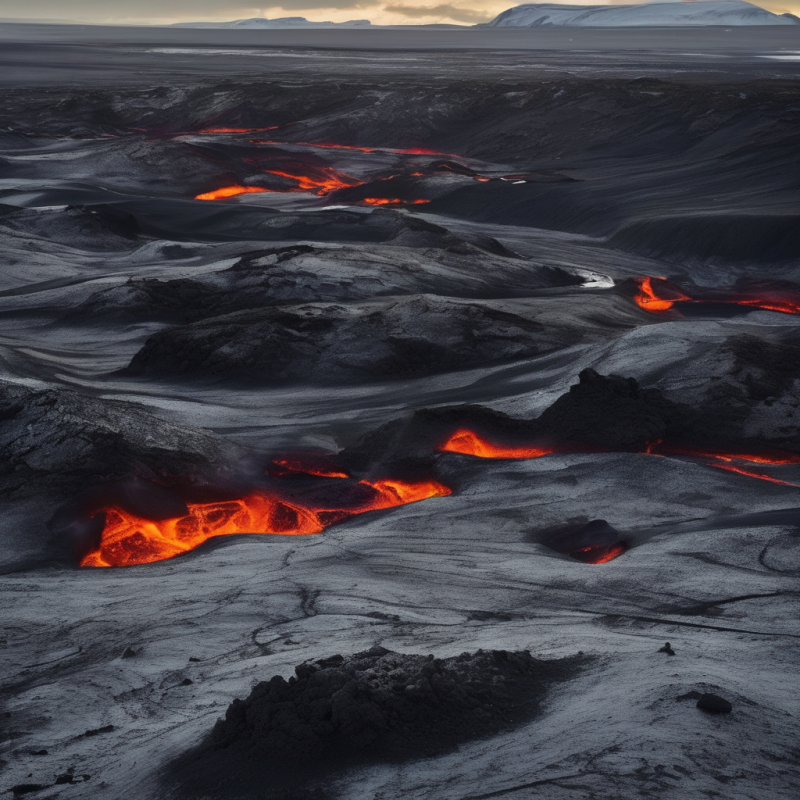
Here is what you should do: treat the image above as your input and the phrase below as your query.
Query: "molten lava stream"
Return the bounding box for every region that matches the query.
[439,429,557,459]
[651,445,800,487]
[631,277,800,317]
[631,277,692,313]
[198,127,280,134]
[81,479,451,568]
[195,186,269,201]
[360,198,430,206]
[261,166,361,195]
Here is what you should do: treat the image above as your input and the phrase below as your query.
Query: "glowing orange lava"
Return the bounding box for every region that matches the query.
[261,166,361,195]
[631,277,800,317]
[195,185,269,201]
[570,542,628,564]
[654,445,800,466]
[647,444,800,487]
[81,479,450,568]
[631,277,692,313]
[199,127,280,134]
[439,429,557,459]
[360,198,431,206]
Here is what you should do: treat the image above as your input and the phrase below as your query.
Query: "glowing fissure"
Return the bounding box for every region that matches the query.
[198,127,280,134]
[81,478,451,568]
[439,429,557,459]
[195,185,268,201]
[360,198,431,206]
[571,542,628,565]
[440,428,800,490]
[631,277,800,316]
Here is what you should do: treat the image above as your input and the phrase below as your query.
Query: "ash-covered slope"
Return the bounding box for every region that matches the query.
[485,0,793,27]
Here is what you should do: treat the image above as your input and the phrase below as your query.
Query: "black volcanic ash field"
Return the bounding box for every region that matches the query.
[1,30,800,800]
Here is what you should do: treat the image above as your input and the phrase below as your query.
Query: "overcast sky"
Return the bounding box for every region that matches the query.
[0,0,795,26]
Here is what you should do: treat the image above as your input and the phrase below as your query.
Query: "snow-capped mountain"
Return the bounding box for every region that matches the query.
[483,0,794,27]
[173,17,372,29]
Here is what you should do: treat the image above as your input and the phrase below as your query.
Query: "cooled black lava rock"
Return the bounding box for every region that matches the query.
[0,380,247,498]
[124,296,563,384]
[213,647,575,765]
[536,368,691,451]
[697,693,733,714]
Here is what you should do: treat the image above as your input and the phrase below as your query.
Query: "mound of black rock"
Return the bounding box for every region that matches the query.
[213,646,575,765]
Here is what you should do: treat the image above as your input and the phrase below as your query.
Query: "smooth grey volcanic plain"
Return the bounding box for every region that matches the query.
[1,24,800,800]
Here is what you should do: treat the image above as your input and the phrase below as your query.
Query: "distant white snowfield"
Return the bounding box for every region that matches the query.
[172,17,372,29]
[484,0,794,27]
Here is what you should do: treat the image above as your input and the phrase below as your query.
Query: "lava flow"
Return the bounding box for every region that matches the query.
[361,198,430,206]
[81,478,450,568]
[650,445,800,487]
[198,127,280,134]
[631,277,800,316]
[439,429,557,459]
[631,277,692,313]
[195,185,269,201]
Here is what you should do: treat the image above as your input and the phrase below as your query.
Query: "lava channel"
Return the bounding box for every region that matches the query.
[439,429,557,459]
[649,445,800,487]
[194,185,269,201]
[630,276,800,316]
[81,478,450,568]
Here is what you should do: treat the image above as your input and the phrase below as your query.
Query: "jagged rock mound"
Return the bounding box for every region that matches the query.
[124,296,565,384]
[0,380,246,497]
[213,647,574,764]
[537,368,691,450]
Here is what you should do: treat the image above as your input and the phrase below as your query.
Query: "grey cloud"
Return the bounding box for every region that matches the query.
[383,3,493,22]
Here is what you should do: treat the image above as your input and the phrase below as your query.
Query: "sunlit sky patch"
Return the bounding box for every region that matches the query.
[0,0,797,27]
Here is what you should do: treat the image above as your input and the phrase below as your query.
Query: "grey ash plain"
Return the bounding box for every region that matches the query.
[1,23,800,800]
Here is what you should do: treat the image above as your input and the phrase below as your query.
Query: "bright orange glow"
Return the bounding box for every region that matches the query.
[631,277,800,317]
[570,542,628,564]
[647,444,800,487]
[260,166,361,196]
[654,445,800,466]
[439,429,557,459]
[360,198,431,206]
[195,185,269,201]
[81,478,450,568]
[631,277,691,313]
[199,127,280,134]
[705,463,799,487]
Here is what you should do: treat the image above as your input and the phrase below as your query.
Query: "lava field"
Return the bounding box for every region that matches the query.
[1,25,800,800]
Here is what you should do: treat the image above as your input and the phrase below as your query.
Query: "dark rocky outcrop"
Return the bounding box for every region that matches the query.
[123,297,567,384]
[213,647,571,763]
[0,380,247,499]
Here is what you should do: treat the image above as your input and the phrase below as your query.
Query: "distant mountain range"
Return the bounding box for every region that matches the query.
[483,0,796,27]
[172,17,372,29]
